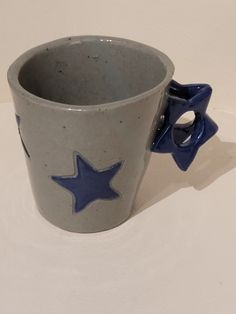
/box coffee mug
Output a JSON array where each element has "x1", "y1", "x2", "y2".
[{"x1": 7, "y1": 36, "x2": 218, "y2": 232}]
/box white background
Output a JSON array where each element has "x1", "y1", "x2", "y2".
[{"x1": 0, "y1": 1, "x2": 236, "y2": 313}]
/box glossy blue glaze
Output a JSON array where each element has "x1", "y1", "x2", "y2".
[
  {"x1": 152, "y1": 80, "x2": 218, "y2": 171},
  {"x1": 52, "y1": 154, "x2": 122, "y2": 212}
]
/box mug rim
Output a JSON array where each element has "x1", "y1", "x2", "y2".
[{"x1": 7, "y1": 35, "x2": 175, "y2": 111}]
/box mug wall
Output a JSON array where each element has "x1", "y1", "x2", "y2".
[{"x1": 11, "y1": 89, "x2": 166, "y2": 232}]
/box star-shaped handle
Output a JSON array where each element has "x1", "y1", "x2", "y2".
[{"x1": 152, "y1": 80, "x2": 218, "y2": 171}]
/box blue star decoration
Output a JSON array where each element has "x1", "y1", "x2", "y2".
[
  {"x1": 15, "y1": 114, "x2": 30, "y2": 158},
  {"x1": 152, "y1": 80, "x2": 218, "y2": 171},
  {"x1": 51, "y1": 154, "x2": 122, "y2": 213}
]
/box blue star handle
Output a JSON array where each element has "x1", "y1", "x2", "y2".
[{"x1": 152, "y1": 80, "x2": 218, "y2": 171}]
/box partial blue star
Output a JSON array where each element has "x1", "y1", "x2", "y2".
[
  {"x1": 15, "y1": 114, "x2": 30, "y2": 158},
  {"x1": 52, "y1": 154, "x2": 122, "y2": 212},
  {"x1": 152, "y1": 80, "x2": 218, "y2": 171}
]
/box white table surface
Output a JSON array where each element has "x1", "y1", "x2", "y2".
[{"x1": 0, "y1": 102, "x2": 236, "y2": 314}]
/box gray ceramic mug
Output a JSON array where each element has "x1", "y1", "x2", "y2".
[{"x1": 7, "y1": 36, "x2": 218, "y2": 232}]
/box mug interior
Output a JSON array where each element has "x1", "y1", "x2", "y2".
[{"x1": 18, "y1": 38, "x2": 168, "y2": 106}]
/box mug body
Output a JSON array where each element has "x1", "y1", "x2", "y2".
[{"x1": 8, "y1": 36, "x2": 174, "y2": 232}]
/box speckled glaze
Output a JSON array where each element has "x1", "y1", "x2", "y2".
[{"x1": 7, "y1": 36, "x2": 216, "y2": 233}]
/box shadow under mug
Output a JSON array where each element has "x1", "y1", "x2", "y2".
[{"x1": 7, "y1": 36, "x2": 218, "y2": 233}]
